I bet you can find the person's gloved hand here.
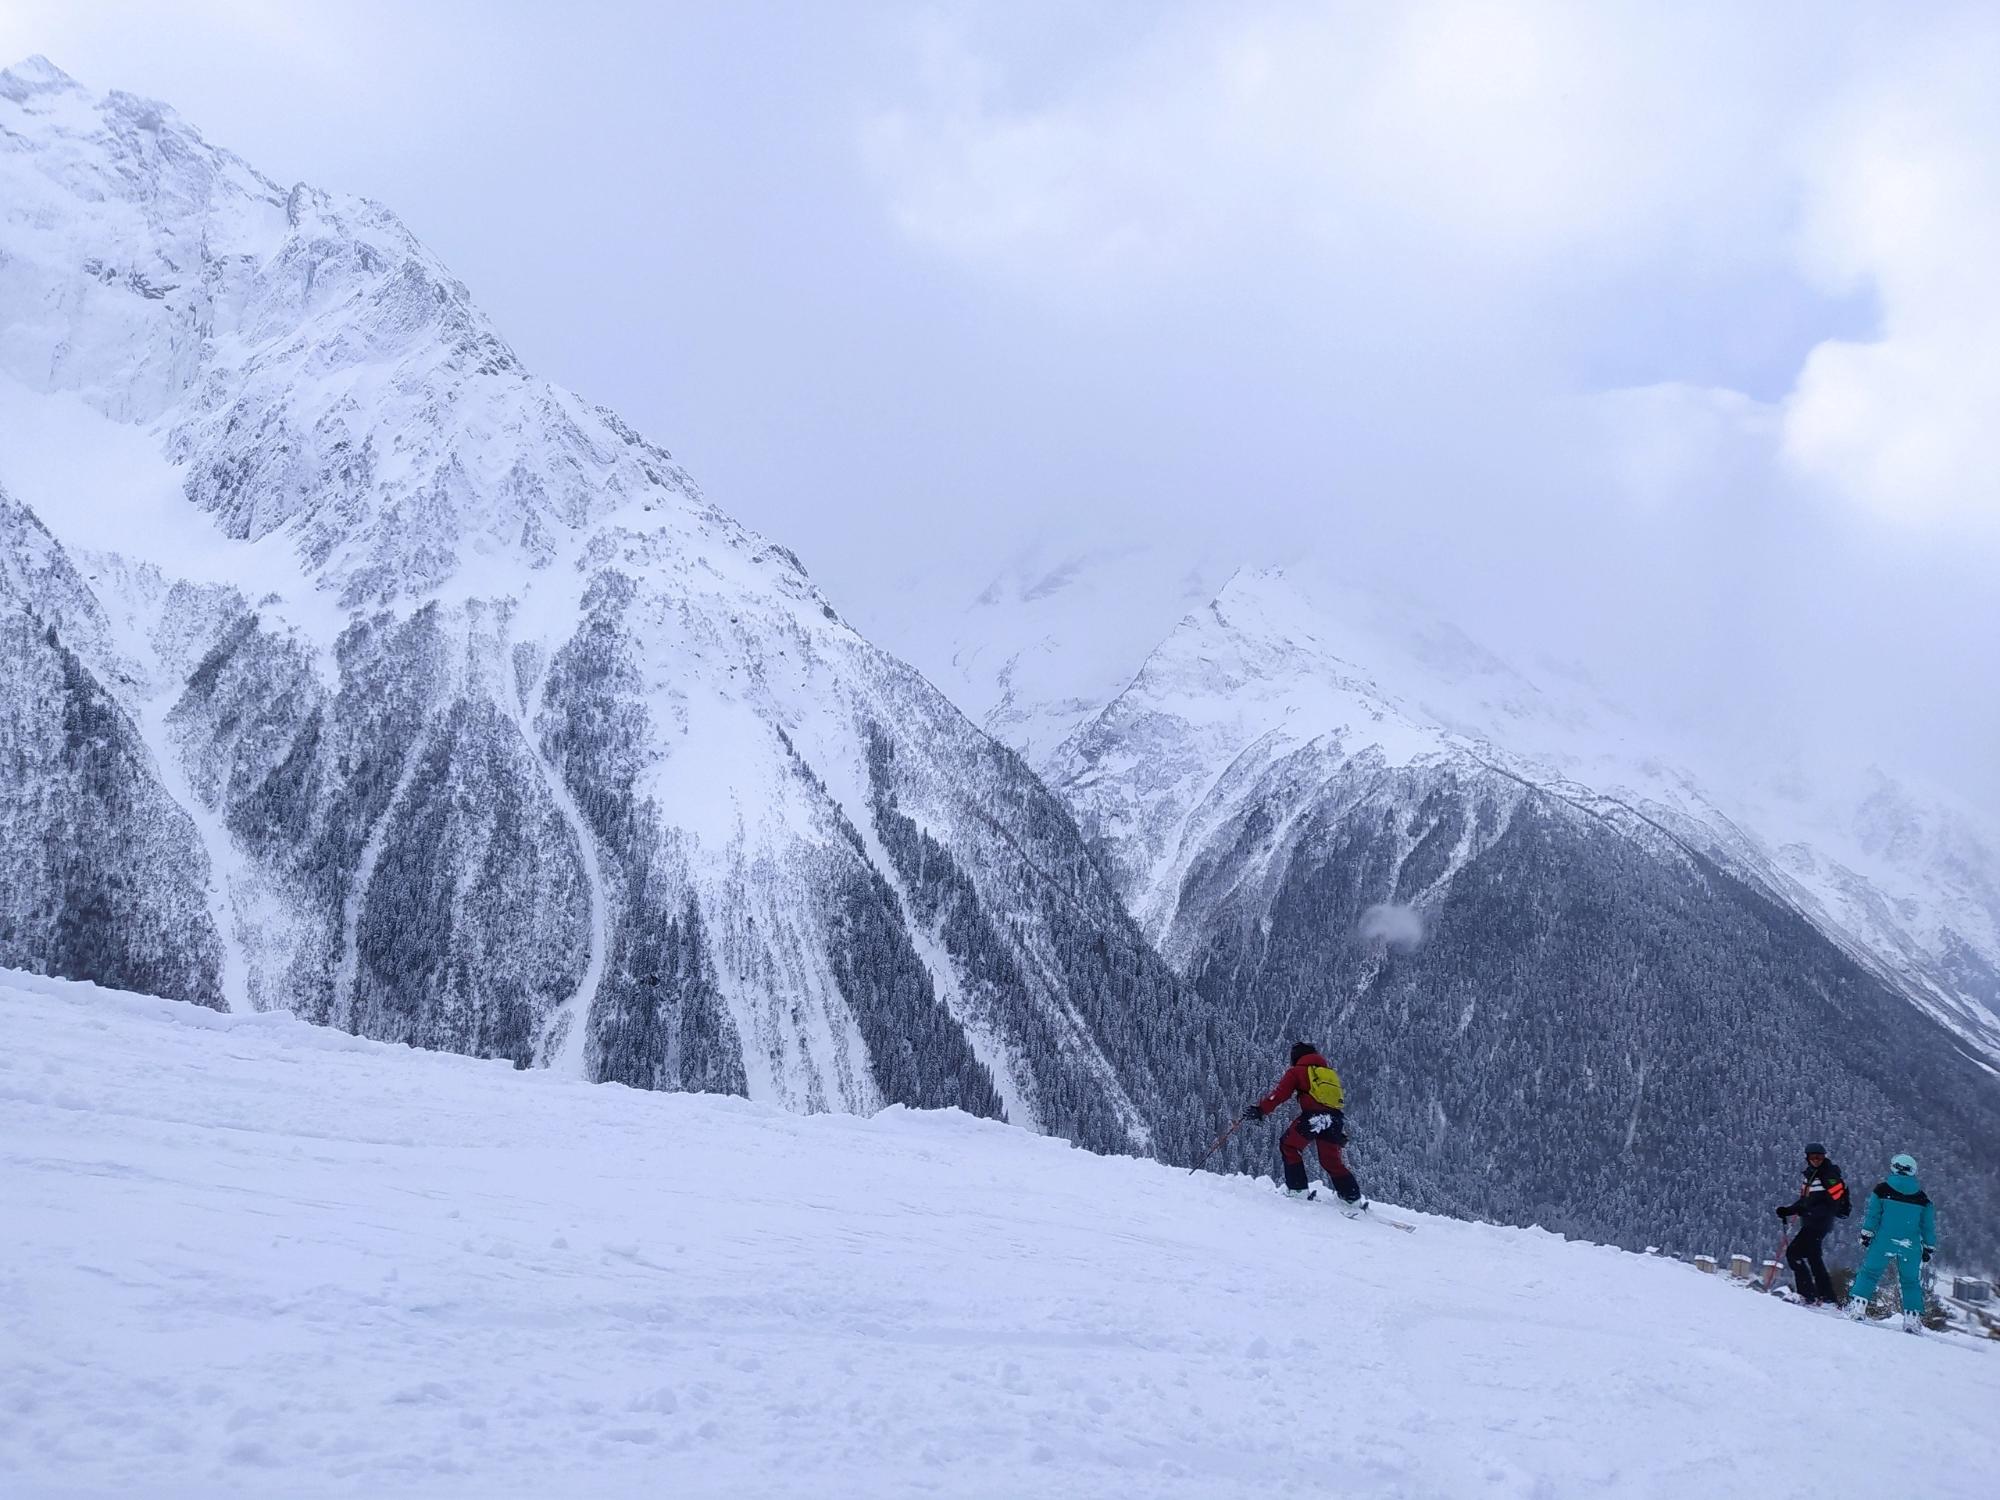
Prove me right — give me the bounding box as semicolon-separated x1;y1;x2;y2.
1775;1206;1794;1219
1860;1231;1874;1248
1922;1246;1934;1263
1242;1104;1264;1124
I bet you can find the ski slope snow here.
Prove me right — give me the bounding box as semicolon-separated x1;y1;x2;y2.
3;970;1995;1500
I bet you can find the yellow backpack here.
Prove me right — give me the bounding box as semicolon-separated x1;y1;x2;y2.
1304;1063;1344;1110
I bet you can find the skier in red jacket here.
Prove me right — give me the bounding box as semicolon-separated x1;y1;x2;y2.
1245;1042;1370;1215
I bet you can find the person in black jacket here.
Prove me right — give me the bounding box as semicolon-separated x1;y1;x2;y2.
1774;1141;1849;1304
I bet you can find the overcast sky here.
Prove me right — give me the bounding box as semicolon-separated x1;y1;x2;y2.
5;1;1997;807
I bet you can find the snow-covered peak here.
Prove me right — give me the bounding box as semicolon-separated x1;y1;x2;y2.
863;542;1224;763
1054;565;1616;836
1046;567;1522;941
1188;564;1615;761
0;54;85;97
2;62;282;428
0;63;776;618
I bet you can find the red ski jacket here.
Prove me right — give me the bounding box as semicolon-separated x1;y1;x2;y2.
1254;1052;1343;1120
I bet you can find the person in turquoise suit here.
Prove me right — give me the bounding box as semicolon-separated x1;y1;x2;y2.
1845;1153;1939;1333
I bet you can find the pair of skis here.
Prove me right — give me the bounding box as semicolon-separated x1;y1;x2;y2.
1284;1185;1418;1233
1193;1116;1417;1233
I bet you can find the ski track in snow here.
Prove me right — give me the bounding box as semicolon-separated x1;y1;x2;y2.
332;727;431;1033
724;870;872;1113
3;969;1995;1500
514;670;609;1078
828;768;1038;1131
905;912;1037;1132
1624;1055;1648;1152
136;694;251;1014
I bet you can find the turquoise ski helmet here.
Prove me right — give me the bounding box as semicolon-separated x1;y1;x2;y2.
1890;1152;1918;1176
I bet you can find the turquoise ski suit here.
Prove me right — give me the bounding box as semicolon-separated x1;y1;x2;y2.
1849;1173;1939;1311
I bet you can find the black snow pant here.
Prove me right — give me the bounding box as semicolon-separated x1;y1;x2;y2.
1280;1110;1361;1202
1785;1213;1837;1303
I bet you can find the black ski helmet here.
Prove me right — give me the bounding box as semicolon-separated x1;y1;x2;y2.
1291;1041;1318;1064
1804;1141;1827;1157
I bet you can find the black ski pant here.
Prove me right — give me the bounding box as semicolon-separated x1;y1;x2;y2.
1785;1213;1837;1303
1280;1111;1360;1202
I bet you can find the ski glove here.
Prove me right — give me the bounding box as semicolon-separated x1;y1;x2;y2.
1860;1231;1874;1248
1922;1246;1934;1263
1242;1105;1265;1123
1774;1206;1794;1219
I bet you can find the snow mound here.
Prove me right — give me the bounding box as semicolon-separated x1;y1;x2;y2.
3;970;1993;1499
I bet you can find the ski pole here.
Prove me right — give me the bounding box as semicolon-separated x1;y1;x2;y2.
1761;1224;1790;1291
1189;1117;1245;1174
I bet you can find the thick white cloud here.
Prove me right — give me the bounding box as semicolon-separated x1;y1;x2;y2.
858;1;2000;802
1781;28;2000;527
865;2;1799;284
867;2;2000;532
1587;384;1778;513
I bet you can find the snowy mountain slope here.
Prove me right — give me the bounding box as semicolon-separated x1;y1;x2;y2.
0;485;227;1004
1044;565;2000;1060
1631;762;2000;1062
1049;568;1529;953
926;542;2000;1070
5;969;1994;1500
0;57;1254;1158
1044;567;2000;1259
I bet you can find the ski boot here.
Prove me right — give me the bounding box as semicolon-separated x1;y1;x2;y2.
1337;1197;1370;1220
1900;1312;1923;1335
1844;1297;1869;1320
1283;1186;1315;1202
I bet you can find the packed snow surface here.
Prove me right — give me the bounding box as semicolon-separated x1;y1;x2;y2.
4;972;1994;1500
